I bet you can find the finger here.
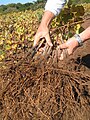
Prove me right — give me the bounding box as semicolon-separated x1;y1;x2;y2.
45;34;53;46
33;34;41;47
60;43;68;49
68;48;73;55
59;51;64;60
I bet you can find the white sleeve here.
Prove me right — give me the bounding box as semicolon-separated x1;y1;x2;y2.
45;0;67;16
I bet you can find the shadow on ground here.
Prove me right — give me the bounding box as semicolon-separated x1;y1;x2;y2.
76;54;90;69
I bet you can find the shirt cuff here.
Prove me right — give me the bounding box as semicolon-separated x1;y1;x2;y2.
45;0;66;16
45;8;62;16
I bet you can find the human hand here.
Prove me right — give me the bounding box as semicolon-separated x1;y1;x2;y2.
33;24;53;47
60;37;79;56
33;10;55;47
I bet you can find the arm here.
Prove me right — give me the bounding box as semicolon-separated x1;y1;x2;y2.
79;26;90;42
34;0;67;47
60;26;90;55
34;11;55;47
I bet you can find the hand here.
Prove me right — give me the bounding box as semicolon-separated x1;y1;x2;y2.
34;24;53;47
33;11;55;47
59;26;90;59
60;37;79;55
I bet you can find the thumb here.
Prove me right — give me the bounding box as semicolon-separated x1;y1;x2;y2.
60;43;68;49
45;33;53;47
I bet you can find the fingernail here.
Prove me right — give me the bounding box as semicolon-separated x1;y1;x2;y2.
33;43;35;47
50;43;53;47
33;41;36;47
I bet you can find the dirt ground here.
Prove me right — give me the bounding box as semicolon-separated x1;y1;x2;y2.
72;15;90;75
0;16;90;120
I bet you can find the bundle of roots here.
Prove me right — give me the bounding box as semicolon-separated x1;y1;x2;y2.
0;41;90;120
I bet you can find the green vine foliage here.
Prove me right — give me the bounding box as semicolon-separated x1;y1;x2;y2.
51;1;85;41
